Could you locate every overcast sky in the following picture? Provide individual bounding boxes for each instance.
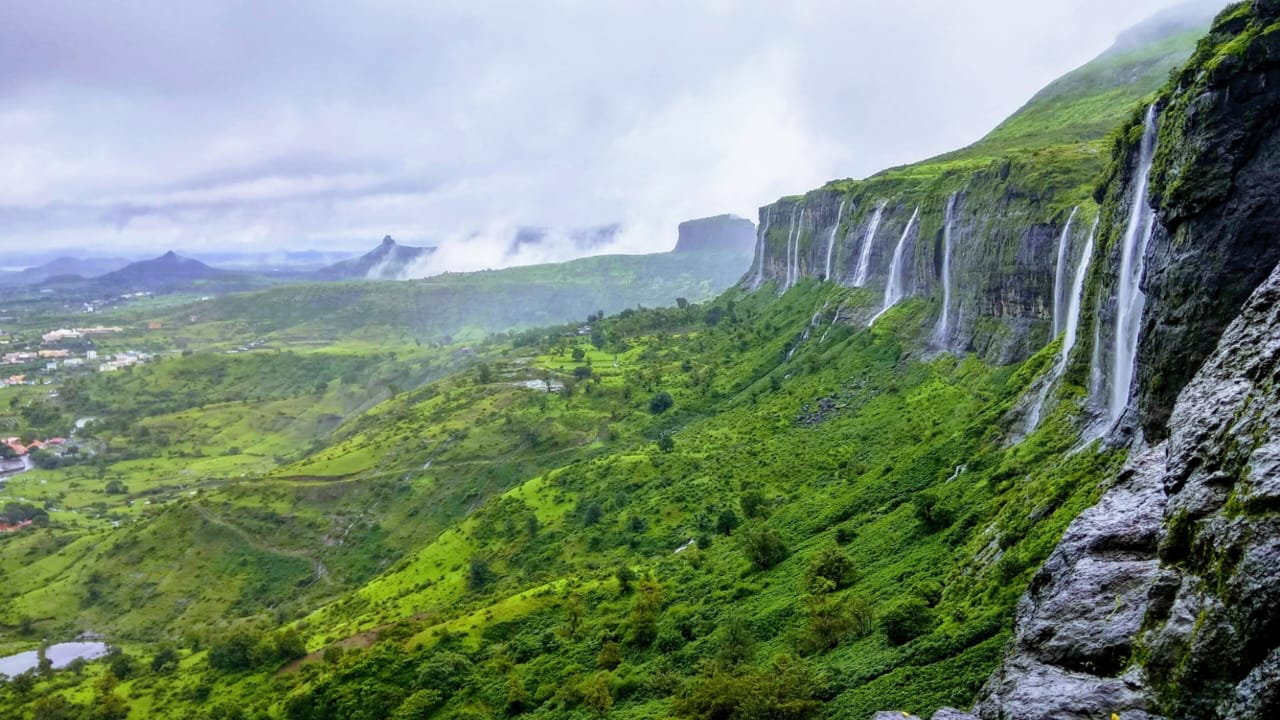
[0,0,1225,269]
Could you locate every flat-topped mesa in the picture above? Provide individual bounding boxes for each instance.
[672,214,757,255]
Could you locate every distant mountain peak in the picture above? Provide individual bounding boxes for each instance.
[313,236,436,281]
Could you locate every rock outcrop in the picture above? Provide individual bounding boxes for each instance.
[969,238,1280,720]
[673,214,756,255]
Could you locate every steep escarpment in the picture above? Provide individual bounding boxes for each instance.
[744,5,1219,366]
[945,3,1280,718]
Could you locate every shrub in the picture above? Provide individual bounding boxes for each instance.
[740,524,788,570]
[880,597,935,645]
[648,391,674,414]
[799,593,874,654]
[804,544,856,592]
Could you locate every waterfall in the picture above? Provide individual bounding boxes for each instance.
[852,201,886,287]
[788,302,828,360]
[1109,105,1160,423]
[751,208,772,289]
[933,193,959,346]
[824,200,846,282]
[869,206,920,325]
[1025,216,1098,432]
[1052,207,1079,337]
[781,208,798,292]
[819,302,844,343]
[794,209,806,286]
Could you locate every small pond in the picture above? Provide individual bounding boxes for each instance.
[0,642,108,678]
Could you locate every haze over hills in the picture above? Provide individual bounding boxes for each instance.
[6,4,1280,720]
[312,236,438,281]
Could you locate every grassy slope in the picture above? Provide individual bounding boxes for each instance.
[0,10,1220,720]
[183,250,753,345]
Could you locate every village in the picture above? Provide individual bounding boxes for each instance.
[0,324,154,385]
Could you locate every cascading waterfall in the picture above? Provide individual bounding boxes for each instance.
[852,201,886,287]
[1109,105,1160,423]
[781,208,798,293]
[933,193,959,346]
[819,303,844,343]
[751,208,772,289]
[869,206,920,325]
[824,200,846,282]
[788,302,829,360]
[1025,216,1098,432]
[1052,207,1079,336]
[793,209,806,287]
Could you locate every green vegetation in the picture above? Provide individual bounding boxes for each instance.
[0,7,1223,720]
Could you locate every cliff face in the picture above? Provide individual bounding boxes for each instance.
[742,5,1221,367]
[930,4,1280,719]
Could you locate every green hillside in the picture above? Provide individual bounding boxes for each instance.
[0,4,1258,720]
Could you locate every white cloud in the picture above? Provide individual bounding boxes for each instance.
[0,0,1227,267]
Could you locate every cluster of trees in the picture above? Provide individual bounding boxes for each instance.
[208,628,307,673]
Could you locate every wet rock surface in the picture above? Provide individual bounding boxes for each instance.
[968,259,1280,720]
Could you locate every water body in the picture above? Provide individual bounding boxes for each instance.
[824,200,846,282]
[933,194,959,346]
[870,206,920,325]
[0,642,108,678]
[1110,105,1160,423]
[852,202,886,288]
[1052,207,1080,337]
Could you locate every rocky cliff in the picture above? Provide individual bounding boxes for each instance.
[893,3,1280,718]
[743,4,1220,366]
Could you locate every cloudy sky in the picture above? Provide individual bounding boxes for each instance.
[0,0,1224,269]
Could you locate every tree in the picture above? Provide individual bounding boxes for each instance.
[627,578,663,646]
[572,347,587,361]
[614,565,637,594]
[467,557,494,592]
[656,434,675,453]
[804,544,856,592]
[574,365,593,380]
[740,489,768,519]
[715,509,740,536]
[30,695,79,720]
[151,644,180,674]
[913,490,953,531]
[208,631,260,672]
[104,479,128,495]
[799,590,874,654]
[740,524,788,570]
[715,613,755,667]
[562,594,586,639]
[648,391,674,414]
[477,363,493,384]
[676,297,689,309]
[581,672,613,716]
[582,501,604,527]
